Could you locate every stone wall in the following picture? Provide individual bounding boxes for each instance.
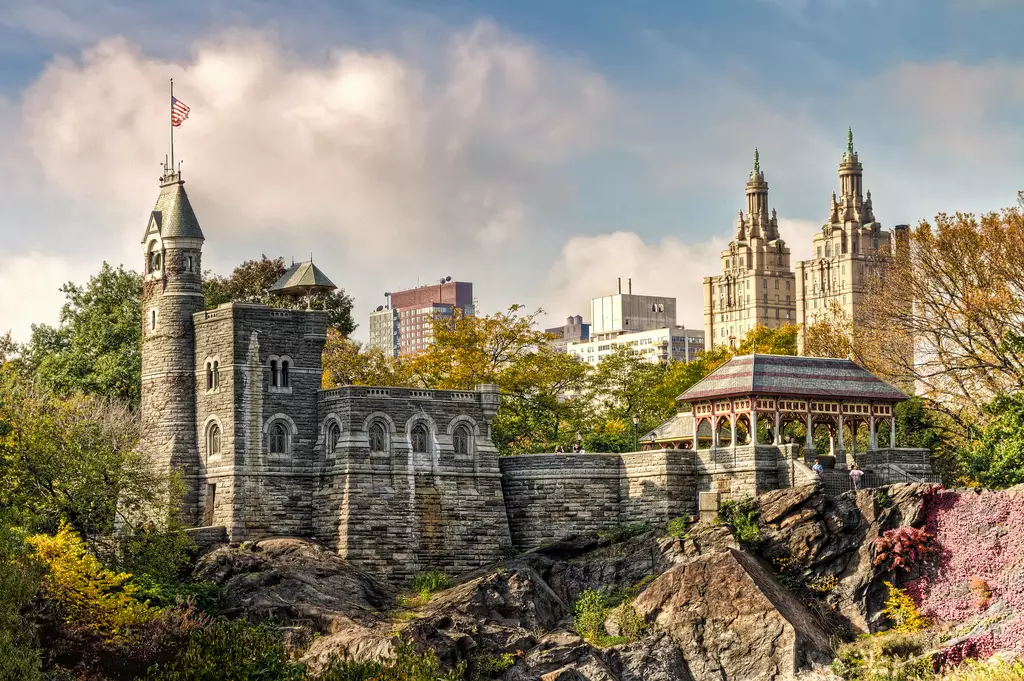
[854,448,935,481]
[314,384,511,583]
[694,445,785,500]
[499,451,696,551]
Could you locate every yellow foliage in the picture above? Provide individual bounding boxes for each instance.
[883,581,930,633]
[27,522,157,643]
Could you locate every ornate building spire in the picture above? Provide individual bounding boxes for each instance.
[753,147,760,177]
[829,191,839,224]
[736,210,746,241]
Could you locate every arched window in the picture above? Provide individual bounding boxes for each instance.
[206,362,214,390]
[270,360,279,387]
[369,422,387,452]
[148,244,161,274]
[281,360,290,388]
[186,255,194,273]
[411,423,428,453]
[269,422,288,454]
[327,422,341,453]
[207,423,221,459]
[212,361,220,389]
[453,425,471,455]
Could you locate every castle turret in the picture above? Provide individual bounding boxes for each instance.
[140,167,205,524]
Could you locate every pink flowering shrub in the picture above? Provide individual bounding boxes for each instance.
[935,634,995,669]
[873,526,940,572]
[906,489,1024,656]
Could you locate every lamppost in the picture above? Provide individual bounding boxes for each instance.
[575,431,582,452]
[632,415,640,452]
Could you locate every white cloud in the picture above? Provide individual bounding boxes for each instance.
[0,253,92,342]
[544,231,727,330]
[8,22,610,338]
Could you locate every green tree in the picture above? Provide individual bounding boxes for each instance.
[587,346,669,432]
[0,371,162,537]
[964,390,1024,488]
[23,263,142,404]
[0,511,44,681]
[734,324,798,356]
[205,256,356,336]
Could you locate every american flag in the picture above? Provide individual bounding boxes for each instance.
[171,96,190,127]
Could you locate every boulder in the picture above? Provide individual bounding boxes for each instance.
[633,548,834,681]
[194,537,394,631]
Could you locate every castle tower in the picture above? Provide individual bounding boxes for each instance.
[703,150,796,348]
[140,167,206,524]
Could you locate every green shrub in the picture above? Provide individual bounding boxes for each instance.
[665,516,691,539]
[318,639,465,681]
[832,630,932,681]
[471,651,517,680]
[609,602,648,641]
[944,659,1024,681]
[717,497,763,550]
[411,569,449,600]
[0,511,44,681]
[146,619,305,681]
[572,589,611,643]
[598,520,652,544]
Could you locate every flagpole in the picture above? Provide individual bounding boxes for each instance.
[169,78,175,176]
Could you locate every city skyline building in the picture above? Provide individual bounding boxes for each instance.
[545,315,590,353]
[793,129,909,353]
[590,278,678,342]
[566,325,705,365]
[383,279,475,356]
[703,149,797,349]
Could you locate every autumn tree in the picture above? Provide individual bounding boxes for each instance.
[407,306,592,454]
[204,256,355,336]
[734,324,798,356]
[862,206,1024,434]
[802,300,855,359]
[321,330,413,388]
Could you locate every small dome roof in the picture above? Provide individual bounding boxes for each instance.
[269,260,337,296]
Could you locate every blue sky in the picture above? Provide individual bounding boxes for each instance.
[1,0,1023,341]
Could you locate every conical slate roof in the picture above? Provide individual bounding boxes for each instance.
[142,175,205,242]
[269,260,337,295]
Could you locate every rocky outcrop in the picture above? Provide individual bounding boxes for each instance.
[191,484,948,680]
[633,548,833,681]
[756,483,934,632]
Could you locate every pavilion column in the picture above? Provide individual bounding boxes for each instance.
[890,416,897,448]
[751,409,758,446]
[774,409,781,445]
[850,422,856,455]
[837,413,845,449]
[712,417,720,448]
[805,412,814,449]
[730,415,737,450]
[869,415,877,450]
[692,415,699,451]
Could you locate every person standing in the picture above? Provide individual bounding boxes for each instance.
[812,459,824,476]
[849,463,865,490]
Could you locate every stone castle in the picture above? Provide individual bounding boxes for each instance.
[140,166,934,583]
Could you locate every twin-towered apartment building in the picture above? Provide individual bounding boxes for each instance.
[703,130,908,353]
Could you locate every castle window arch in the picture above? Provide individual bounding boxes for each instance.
[267,355,293,393]
[204,357,221,392]
[269,423,288,454]
[411,423,429,453]
[326,421,342,453]
[263,414,298,456]
[369,421,388,452]
[206,421,222,460]
[453,425,471,455]
[146,239,162,276]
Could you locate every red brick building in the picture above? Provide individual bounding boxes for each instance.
[389,280,474,356]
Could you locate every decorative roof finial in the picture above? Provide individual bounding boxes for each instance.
[846,127,854,155]
[753,147,760,175]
